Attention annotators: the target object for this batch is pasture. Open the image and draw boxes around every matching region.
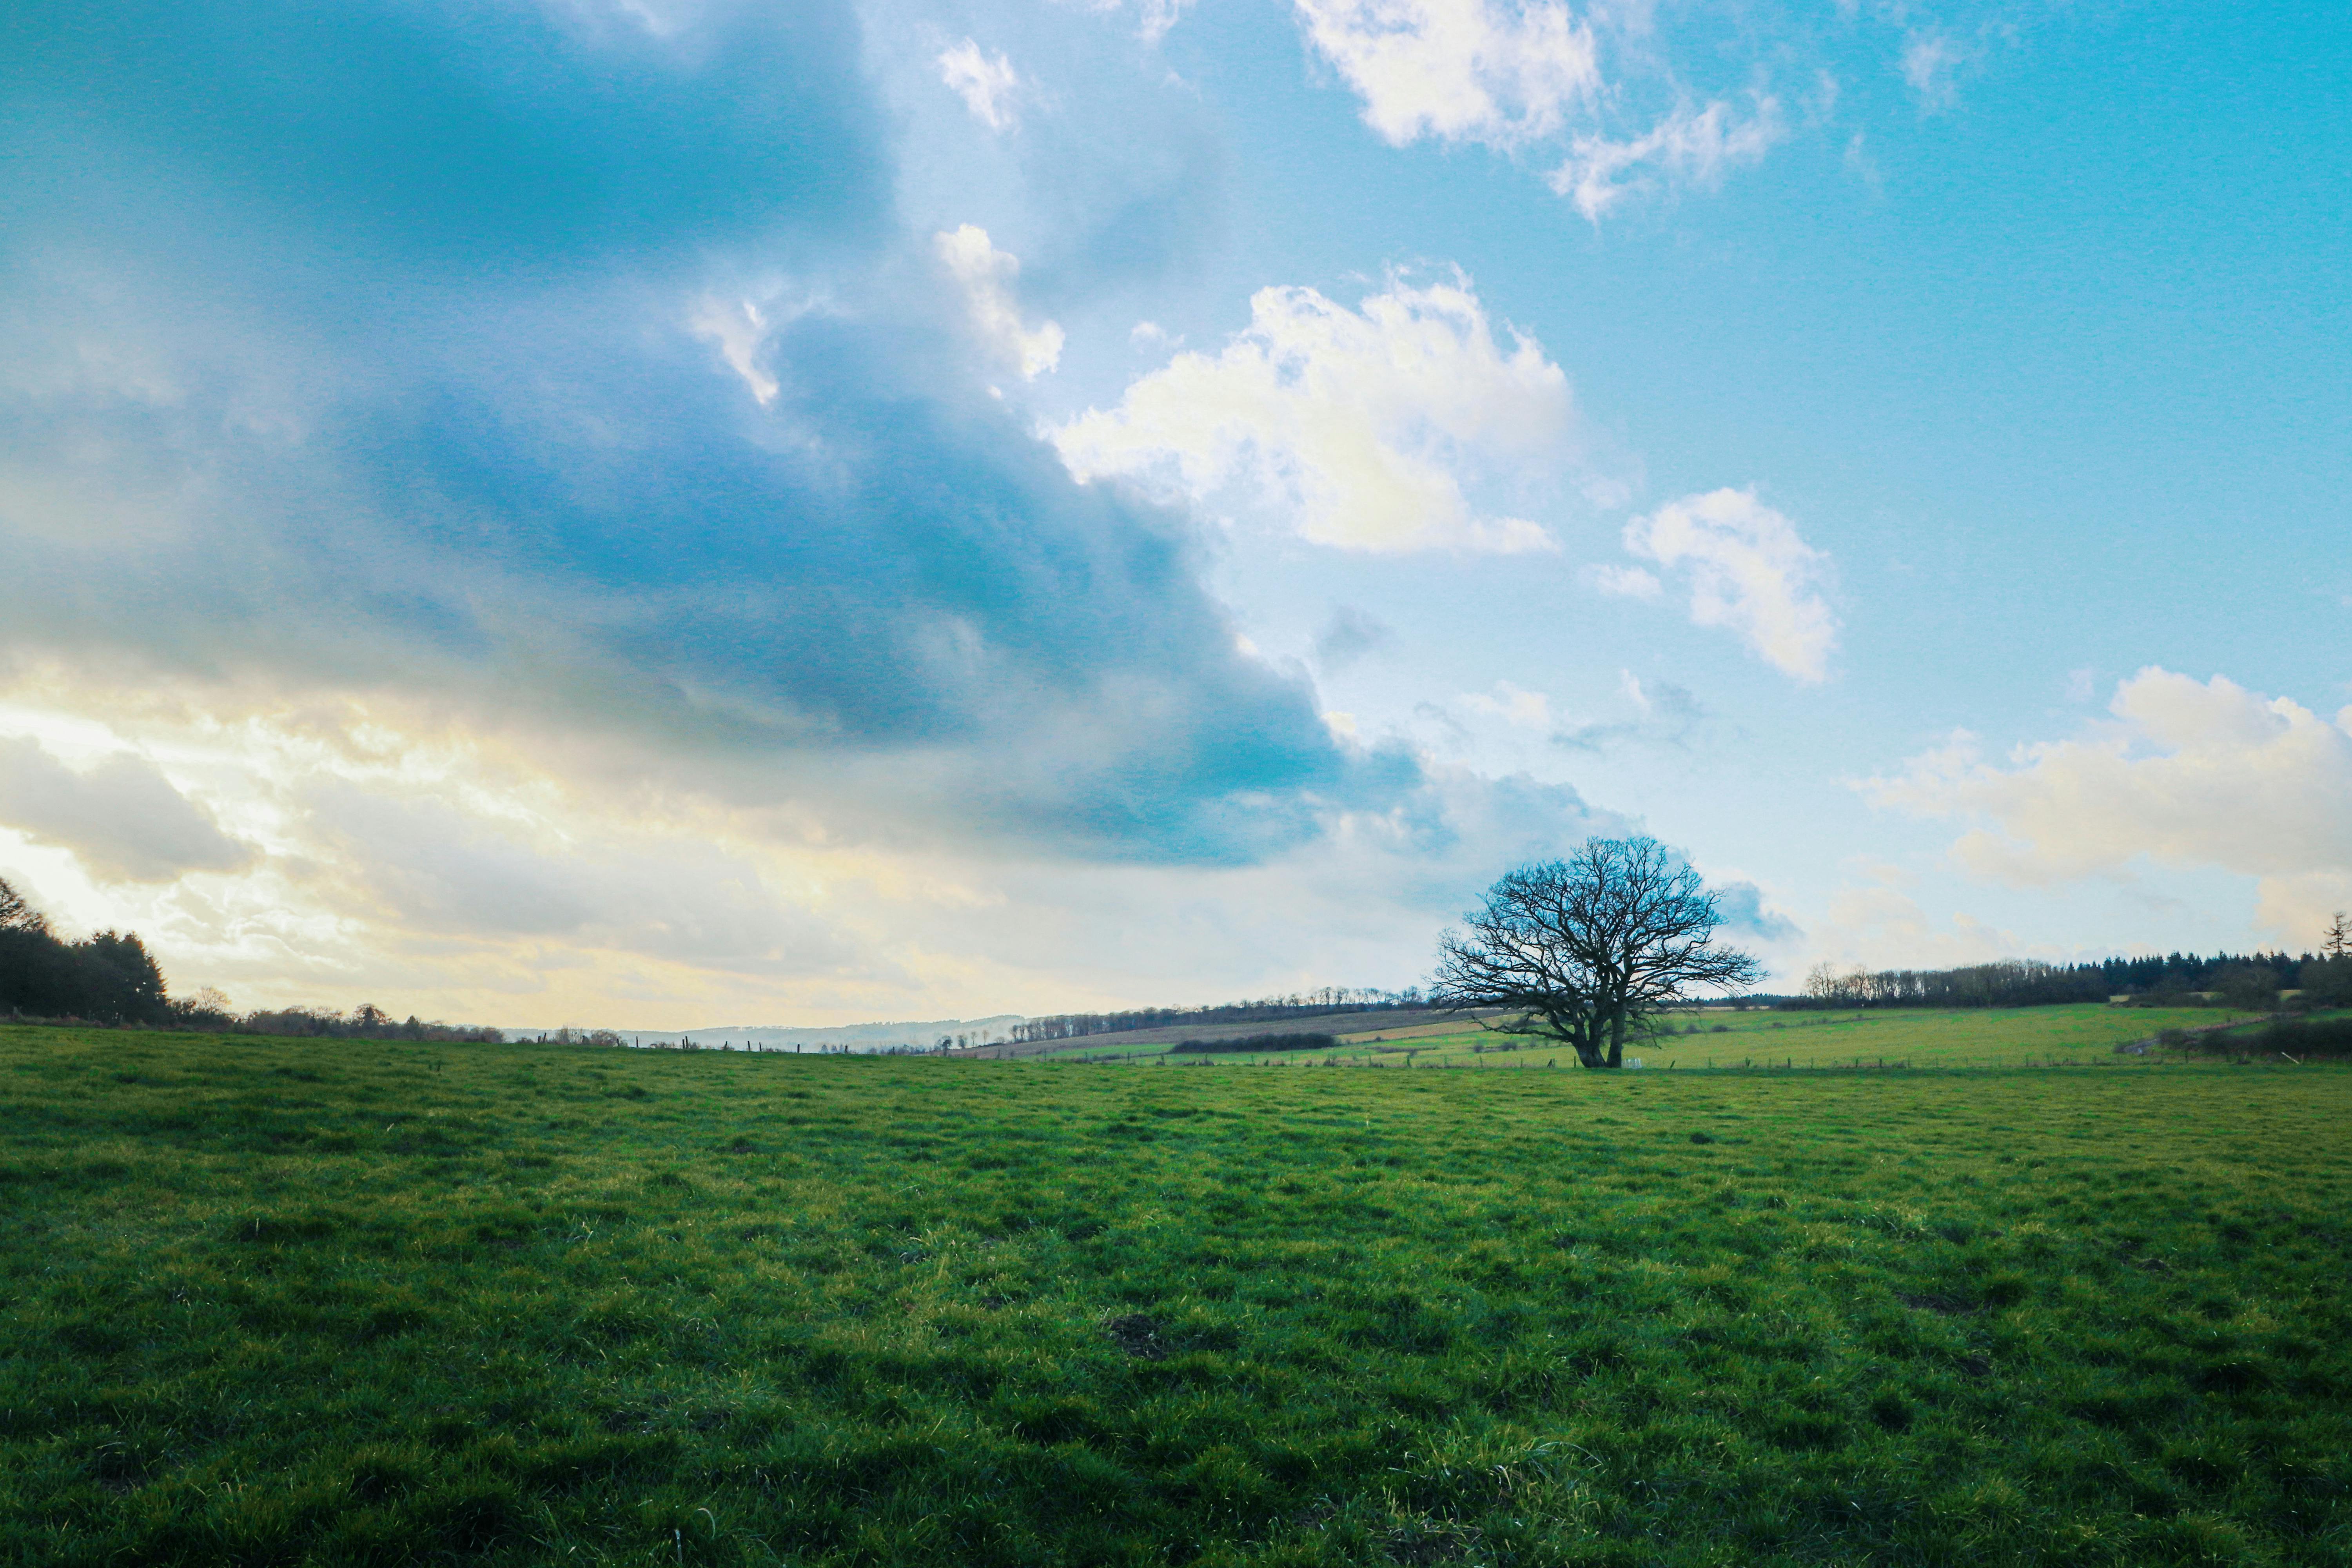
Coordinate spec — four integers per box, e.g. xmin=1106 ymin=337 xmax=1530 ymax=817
xmin=1036 ymin=1002 xmax=2254 ymax=1069
xmin=2 ymin=1021 xmax=2347 ymax=1565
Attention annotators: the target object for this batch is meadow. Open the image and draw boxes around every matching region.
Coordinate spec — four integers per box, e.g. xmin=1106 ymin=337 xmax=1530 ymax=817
xmin=1038 ymin=1002 xmax=2253 ymax=1070
xmin=2 ymin=1021 xmax=2347 ymax=1566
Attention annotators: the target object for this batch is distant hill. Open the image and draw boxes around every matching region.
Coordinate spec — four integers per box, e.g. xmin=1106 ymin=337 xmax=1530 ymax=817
xmin=962 ymin=1008 xmax=1491 ymax=1057
xmin=670 ymin=1016 xmax=1026 ymax=1053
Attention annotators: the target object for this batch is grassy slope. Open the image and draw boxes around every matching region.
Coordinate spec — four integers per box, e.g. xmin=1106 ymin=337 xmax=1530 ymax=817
xmin=1040 ymin=1004 xmax=2258 ymax=1069
xmin=2 ymin=1024 xmax=2348 ymax=1566
xmin=967 ymin=1011 xmax=1483 ymax=1058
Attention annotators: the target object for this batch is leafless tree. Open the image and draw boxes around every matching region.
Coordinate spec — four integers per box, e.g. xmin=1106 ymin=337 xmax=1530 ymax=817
xmin=0 ymin=877 xmax=49 ymax=936
xmin=1432 ymin=837 xmax=1764 ymax=1069
xmin=2324 ymin=911 xmax=2351 ymax=961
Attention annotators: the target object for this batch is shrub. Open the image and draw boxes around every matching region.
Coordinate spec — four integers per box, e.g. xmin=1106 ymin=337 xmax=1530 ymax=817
xmin=1166 ymin=1033 xmax=1338 ymax=1054
xmin=2253 ymin=1018 xmax=2352 ymax=1059
xmin=2300 ymin=955 xmax=2352 ymax=1008
xmin=2171 ymin=1018 xmax=2352 ymax=1060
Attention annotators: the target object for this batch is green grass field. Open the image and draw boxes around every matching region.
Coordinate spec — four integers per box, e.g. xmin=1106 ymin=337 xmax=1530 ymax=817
xmin=4 ymin=1022 xmax=2348 ymax=1565
xmin=1040 ymin=1003 xmax=2258 ymax=1070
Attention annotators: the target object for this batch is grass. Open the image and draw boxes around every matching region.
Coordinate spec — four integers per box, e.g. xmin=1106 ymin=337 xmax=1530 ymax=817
xmin=2 ymin=1021 xmax=2348 ymax=1565
xmin=1045 ymin=1003 xmax=2264 ymax=1070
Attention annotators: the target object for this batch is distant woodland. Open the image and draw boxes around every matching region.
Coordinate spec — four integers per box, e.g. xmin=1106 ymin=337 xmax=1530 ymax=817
xmin=0 ymin=878 xmax=167 ymax=1025
xmin=0 ymin=878 xmax=498 ymax=1039
xmin=1794 ymin=951 xmax=2352 ymax=1011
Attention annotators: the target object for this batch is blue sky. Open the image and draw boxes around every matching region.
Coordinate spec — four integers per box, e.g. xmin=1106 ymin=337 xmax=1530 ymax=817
xmin=0 ymin=0 xmax=2344 ymax=1026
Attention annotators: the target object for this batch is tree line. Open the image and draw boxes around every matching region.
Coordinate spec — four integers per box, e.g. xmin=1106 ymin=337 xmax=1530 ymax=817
xmin=220 ymin=1004 xmax=505 ymax=1043
xmin=1165 ymin=1032 xmax=1339 ymax=1055
xmin=1007 ymin=987 xmax=1428 ymax=1044
xmin=0 ymin=878 xmax=170 ymax=1024
xmin=0 ymin=877 xmax=502 ymax=1038
xmin=1795 ymin=946 xmax=2352 ymax=1011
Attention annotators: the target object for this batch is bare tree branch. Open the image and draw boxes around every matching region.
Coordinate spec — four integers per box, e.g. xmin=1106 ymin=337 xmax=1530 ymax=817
xmin=1430 ymin=838 xmax=1764 ymax=1069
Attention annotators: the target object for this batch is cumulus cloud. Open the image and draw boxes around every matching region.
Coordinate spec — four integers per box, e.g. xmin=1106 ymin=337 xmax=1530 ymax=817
xmin=935 ymin=224 xmax=1065 ymax=379
xmin=1549 ymin=96 xmax=1784 ymax=222
xmin=1291 ymin=0 xmax=1601 ymax=149
xmin=1053 ymin=275 xmax=1576 ymax=553
xmin=938 ymin=39 xmax=1023 ymax=132
xmin=1864 ymin=668 xmax=2352 ymax=941
xmin=1619 ymin=489 xmax=1837 ymax=681
xmin=0 ymin=736 xmax=249 ymax=883
xmin=1290 ymin=0 xmax=1787 ymax=216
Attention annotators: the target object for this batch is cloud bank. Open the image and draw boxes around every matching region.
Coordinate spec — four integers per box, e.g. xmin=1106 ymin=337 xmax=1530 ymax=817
xmin=1866 ymin=669 xmax=2352 ymax=941
xmin=0 ymin=0 xmax=1412 ymax=871
xmin=0 ymin=0 xmax=1633 ymax=1019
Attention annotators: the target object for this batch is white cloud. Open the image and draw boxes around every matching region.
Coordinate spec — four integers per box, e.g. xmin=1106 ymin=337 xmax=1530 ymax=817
xmin=1291 ymin=1 xmax=1787 ymax=216
xmin=0 ymin=734 xmax=250 ymax=883
xmin=1585 ymin=563 xmax=1661 ymax=599
xmin=1463 ymin=680 xmax=1552 ymax=729
xmin=934 ymin=225 xmax=1064 ymax=379
xmin=1548 ymin=96 xmax=1783 ymax=222
xmin=690 ymin=294 xmax=780 ymax=405
xmin=938 ymin=38 xmax=1023 ymax=132
xmin=1074 ymin=0 xmax=1194 ymax=44
xmin=1621 ymin=488 xmax=1836 ymax=680
xmin=1900 ymin=30 xmax=1966 ymax=113
xmin=1135 ymin=0 xmax=1192 ymax=42
xmin=1053 ymin=274 xmax=1575 ymax=554
xmin=1865 ymin=668 xmax=2352 ymax=942
xmin=688 ymin=281 xmax=820 ymax=407
xmin=1292 ymin=0 xmax=1601 ymax=149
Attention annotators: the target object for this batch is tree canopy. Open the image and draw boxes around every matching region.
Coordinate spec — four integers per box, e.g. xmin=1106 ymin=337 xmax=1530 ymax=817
xmin=0 ymin=877 xmax=170 ymax=1024
xmin=1432 ymin=838 xmax=1762 ymax=1069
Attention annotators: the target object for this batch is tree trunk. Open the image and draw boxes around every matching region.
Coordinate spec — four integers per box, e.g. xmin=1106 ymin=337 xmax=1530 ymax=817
xmin=1605 ymin=1007 xmax=1625 ymax=1068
